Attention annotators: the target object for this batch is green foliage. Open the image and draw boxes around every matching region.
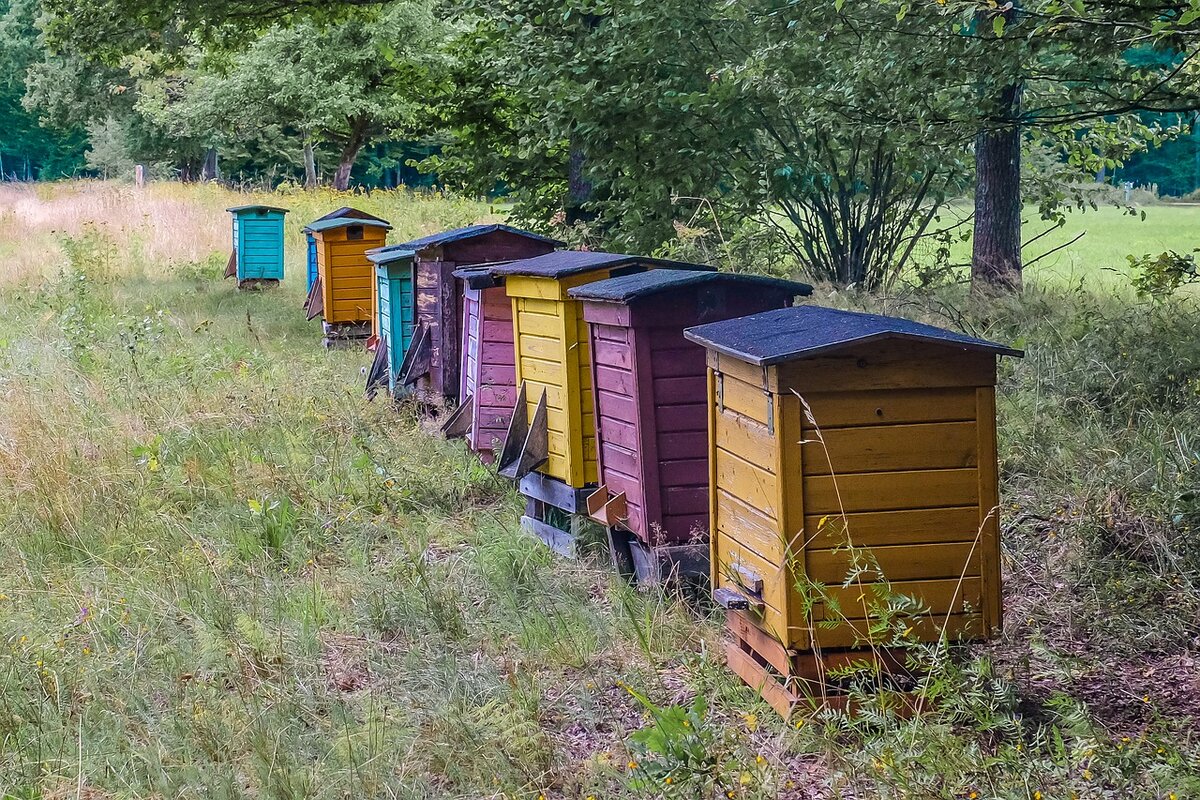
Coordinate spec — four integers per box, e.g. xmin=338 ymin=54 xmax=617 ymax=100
xmin=1129 ymin=249 xmax=1200 ymax=297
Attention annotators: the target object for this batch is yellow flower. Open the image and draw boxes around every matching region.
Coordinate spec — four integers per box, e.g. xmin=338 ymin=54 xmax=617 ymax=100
xmin=755 ymin=754 xmax=765 ymax=765
xmin=739 ymin=771 xmax=753 ymax=785
xmin=1033 ymin=792 xmax=1041 ymax=800
xmin=82 ymin=647 xmax=91 ymax=656
xmin=1083 ymin=769 xmax=1092 ymax=781
xmin=743 ymin=712 xmax=758 ymax=731
xmin=627 ymin=761 xmax=638 ymax=771
xmin=795 ymin=718 xmax=805 ymax=728
xmin=664 ymin=777 xmax=673 ymax=785
xmin=969 ymin=792 xmax=978 ymax=799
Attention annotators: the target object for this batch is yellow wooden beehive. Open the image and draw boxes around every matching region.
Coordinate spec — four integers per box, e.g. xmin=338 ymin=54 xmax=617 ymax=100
xmin=492 ymin=251 xmax=711 ymax=489
xmin=684 ymin=306 xmax=1022 ymax=712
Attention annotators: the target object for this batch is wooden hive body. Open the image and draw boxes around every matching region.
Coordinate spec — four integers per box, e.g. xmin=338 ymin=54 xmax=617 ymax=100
xmin=458 ymin=279 xmax=516 ymax=460
xmin=494 ymin=253 xmax=716 ymax=491
xmin=305 ymin=208 xmax=388 ymax=293
xmin=228 ymin=206 xmax=287 ymax=284
xmin=374 ymin=253 xmax=415 ymax=396
xmin=312 ymin=221 xmax=390 ymax=325
xmin=574 ymin=273 xmax=810 ymax=551
xmin=685 ymin=306 xmax=1022 ymax=654
xmin=404 ymin=228 xmax=558 ymax=403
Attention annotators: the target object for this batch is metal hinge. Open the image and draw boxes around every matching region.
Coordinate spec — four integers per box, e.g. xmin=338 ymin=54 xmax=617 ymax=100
xmin=715 ymin=372 xmax=724 ymax=412
xmin=766 ymin=393 xmax=775 ymax=436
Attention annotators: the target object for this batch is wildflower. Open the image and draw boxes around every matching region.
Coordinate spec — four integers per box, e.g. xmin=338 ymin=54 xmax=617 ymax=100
xmin=19 ymin=635 xmax=27 ymax=644
xmin=755 ymin=754 xmax=765 ymax=765
xmin=1033 ymin=792 xmax=1041 ymax=800
xmin=969 ymin=792 xmax=978 ymax=799
xmin=1142 ymin=695 xmax=1150 ymax=703
xmin=739 ymin=771 xmax=753 ymax=785
xmin=1083 ymin=769 xmax=1092 ymax=781
xmin=743 ymin=712 xmax=758 ymax=731
xmin=795 ymin=718 xmax=805 ymax=728
xmin=82 ymin=647 xmax=91 ymax=656
xmin=0 ymin=594 xmax=8 ymax=601
xmin=664 ymin=777 xmax=673 ymax=785
xmin=627 ymin=761 xmax=638 ymax=770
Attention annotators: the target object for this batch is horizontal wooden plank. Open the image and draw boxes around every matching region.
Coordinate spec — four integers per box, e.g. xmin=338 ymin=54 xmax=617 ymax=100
xmin=715 ymin=446 xmax=779 ymax=520
xmin=799 ymin=387 xmax=978 ymax=429
xmin=713 ymin=532 xmax=792 ymax=640
xmin=658 ymin=458 xmax=707 ymax=487
xmin=596 ymin=388 xmax=637 ymax=425
xmin=518 ymin=333 xmax=562 ymax=363
xmin=600 ymin=440 xmax=640 ymax=478
xmin=655 ymin=403 xmax=707 ymax=434
xmin=812 ymin=612 xmax=984 ymax=649
xmin=658 ymin=431 xmax=707 ymax=460
xmin=593 ymin=339 xmax=633 ymax=370
xmin=818 ymin=577 xmax=982 ymax=621
xmin=803 ymin=506 xmax=984 ymax=549
xmin=777 ymin=340 xmax=996 ymax=394
xmin=802 ymin=468 xmax=980 ymax=515
xmin=598 ymin=414 xmax=638 ymax=451
xmin=719 ymin=372 xmax=771 ymax=425
xmin=714 ymin=483 xmax=780 ymax=547
xmin=715 ymin=411 xmax=776 ymax=474
xmin=806 ymin=540 xmax=980 ymax=584
xmin=803 ymin=421 xmax=978 ymax=476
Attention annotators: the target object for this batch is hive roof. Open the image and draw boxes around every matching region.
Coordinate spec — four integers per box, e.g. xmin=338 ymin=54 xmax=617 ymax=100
xmin=683 ymin=305 xmax=1024 ymax=365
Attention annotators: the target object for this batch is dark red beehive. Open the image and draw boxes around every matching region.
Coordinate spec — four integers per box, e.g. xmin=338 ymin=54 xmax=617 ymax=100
xmin=393 ymin=225 xmax=561 ymax=405
xmin=568 ymin=270 xmax=812 ymax=581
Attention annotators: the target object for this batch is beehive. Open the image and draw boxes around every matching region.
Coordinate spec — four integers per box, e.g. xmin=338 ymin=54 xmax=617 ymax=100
xmin=683 ymin=306 xmax=1022 ymax=713
xmin=489 ymin=252 xmax=713 ymax=550
xmin=303 ymin=218 xmax=391 ymax=341
xmin=364 ymin=245 xmax=416 ymax=398
xmin=304 ymin=207 xmax=389 ymax=294
xmin=390 ymin=225 xmax=560 ymax=404
xmin=568 ymin=271 xmax=812 ymax=581
xmin=440 ymin=266 xmax=516 ymax=462
xmin=225 ymin=205 xmax=287 ymax=287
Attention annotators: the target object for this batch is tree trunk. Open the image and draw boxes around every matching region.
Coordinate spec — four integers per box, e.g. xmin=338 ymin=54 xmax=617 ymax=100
xmin=565 ymin=141 xmax=594 ymax=224
xmin=333 ymin=116 xmax=371 ymax=191
xmin=972 ymin=82 xmax=1023 ymax=293
xmin=303 ymin=140 xmax=318 ymax=189
xmin=201 ymin=148 xmax=219 ymax=181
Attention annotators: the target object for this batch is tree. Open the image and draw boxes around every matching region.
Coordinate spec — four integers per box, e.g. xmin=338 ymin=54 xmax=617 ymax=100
xmin=432 ymin=0 xmax=972 ymax=288
xmin=0 ymin=0 xmax=86 ymax=179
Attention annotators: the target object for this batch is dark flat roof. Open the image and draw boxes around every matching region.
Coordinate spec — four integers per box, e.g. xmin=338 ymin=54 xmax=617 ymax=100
xmin=568 ymin=269 xmax=812 ymax=303
xmin=397 ymin=223 xmax=564 ymax=250
xmin=306 ymin=217 xmax=392 ymax=233
xmin=683 ymin=305 xmax=1024 ymax=365
xmin=491 ymin=250 xmax=715 ymax=279
xmin=227 ymin=204 xmax=289 ymax=214
xmin=452 ymin=263 xmax=513 ymax=289
xmin=304 ymin=207 xmax=388 ymax=230
xmin=366 ymin=244 xmax=415 ymax=265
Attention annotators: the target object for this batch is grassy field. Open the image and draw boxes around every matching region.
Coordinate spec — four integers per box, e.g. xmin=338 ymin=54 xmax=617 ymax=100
xmin=1 ymin=181 xmax=1199 ymax=799
xmin=918 ymin=202 xmax=1200 ymax=290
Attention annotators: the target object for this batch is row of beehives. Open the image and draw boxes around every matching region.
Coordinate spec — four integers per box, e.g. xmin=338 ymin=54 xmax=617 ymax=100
xmin=225 ymin=204 xmax=1023 ymax=715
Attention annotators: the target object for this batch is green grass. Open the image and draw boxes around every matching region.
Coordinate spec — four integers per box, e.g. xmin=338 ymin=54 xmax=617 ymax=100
xmin=1 ymin=182 xmax=1198 ymax=799
xmin=924 ymin=203 xmax=1200 ymax=290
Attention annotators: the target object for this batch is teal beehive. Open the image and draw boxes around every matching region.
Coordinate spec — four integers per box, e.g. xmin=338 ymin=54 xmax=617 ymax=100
xmin=226 ymin=204 xmax=288 ymax=288
xmin=364 ymin=245 xmax=416 ymax=398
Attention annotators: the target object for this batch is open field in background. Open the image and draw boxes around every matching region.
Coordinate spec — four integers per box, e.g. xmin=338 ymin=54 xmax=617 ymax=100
xmin=1 ymin=181 xmax=1199 ymax=798
xmin=916 ymin=203 xmax=1200 ymax=290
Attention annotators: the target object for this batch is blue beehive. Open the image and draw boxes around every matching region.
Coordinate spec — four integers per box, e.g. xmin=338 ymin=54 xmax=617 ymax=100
xmin=364 ymin=245 xmax=416 ymax=398
xmin=304 ymin=207 xmax=389 ymax=293
xmin=226 ymin=205 xmax=288 ymax=287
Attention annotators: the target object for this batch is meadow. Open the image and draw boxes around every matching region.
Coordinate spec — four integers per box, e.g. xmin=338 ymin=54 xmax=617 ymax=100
xmin=0 ymin=181 xmax=1198 ymax=799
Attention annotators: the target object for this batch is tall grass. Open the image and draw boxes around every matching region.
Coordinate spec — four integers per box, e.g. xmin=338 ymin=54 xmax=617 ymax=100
xmin=0 ymin=182 xmax=1197 ymax=798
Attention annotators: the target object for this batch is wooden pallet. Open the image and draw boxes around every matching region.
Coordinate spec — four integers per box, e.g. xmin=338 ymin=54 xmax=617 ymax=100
xmin=518 ymin=473 xmax=605 ymax=558
xmin=724 ymin=611 xmax=921 ymax=719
